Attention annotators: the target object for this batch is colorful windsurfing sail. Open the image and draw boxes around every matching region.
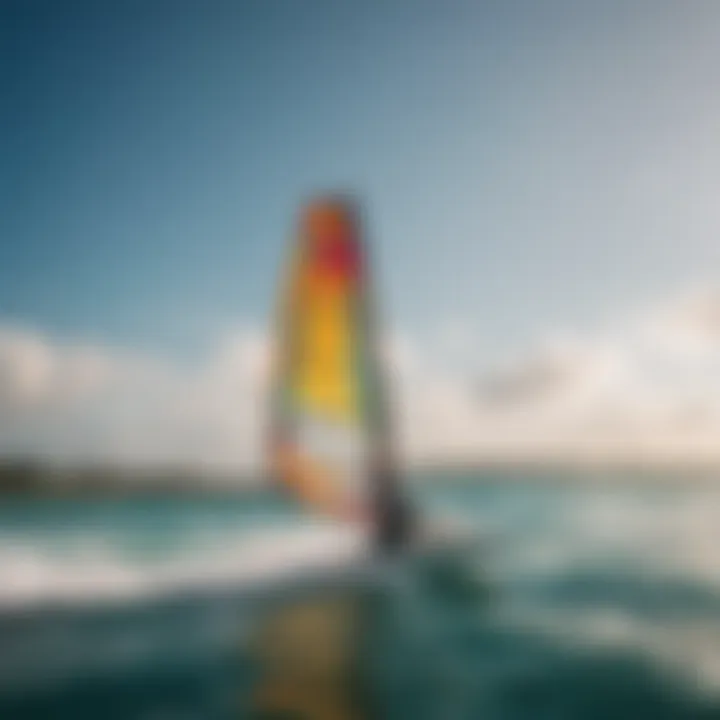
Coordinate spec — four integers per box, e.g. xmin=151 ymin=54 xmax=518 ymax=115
xmin=268 ymin=197 xmax=396 ymax=523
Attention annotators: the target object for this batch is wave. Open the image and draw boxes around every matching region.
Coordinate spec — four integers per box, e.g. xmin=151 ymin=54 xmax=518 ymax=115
xmin=509 ymin=606 xmax=720 ymax=699
xmin=0 ymin=522 xmax=365 ymax=611
xmin=447 ymin=485 xmax=720 ymax=589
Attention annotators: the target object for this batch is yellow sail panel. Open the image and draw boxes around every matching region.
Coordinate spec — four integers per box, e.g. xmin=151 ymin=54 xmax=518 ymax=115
xmin=270 ymin=197 xmax=371 ymax=520
xmin=293 ymin=280 xmax=359 ymax=423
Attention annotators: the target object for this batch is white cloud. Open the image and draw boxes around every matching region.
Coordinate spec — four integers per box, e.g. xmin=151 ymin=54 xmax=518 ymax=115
xmin=0 ymin=328 xmax=54 ymax=412
xmin=389 ymin=285 xmax=720 ymax=466
xmin=0 ymin=326 xmax=269 ymax=475
xmin=5 ymin=285 xmax=720 ymax=474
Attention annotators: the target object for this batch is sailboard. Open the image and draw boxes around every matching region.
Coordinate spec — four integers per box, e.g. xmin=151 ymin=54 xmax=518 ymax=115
xmin=268 ymin=196 xmax=413 ymax=549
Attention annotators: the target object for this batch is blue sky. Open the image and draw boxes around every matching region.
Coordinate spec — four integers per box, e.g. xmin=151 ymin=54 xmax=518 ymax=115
xmin=3 ymin=0 xmax=719 ymax=355
xmin=4 ymin=1 xmax=720 ymax=467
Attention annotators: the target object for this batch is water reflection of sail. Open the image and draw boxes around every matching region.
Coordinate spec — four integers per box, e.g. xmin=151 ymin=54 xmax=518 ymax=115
xmin=251 ymin=593 xmax=368 ymax=720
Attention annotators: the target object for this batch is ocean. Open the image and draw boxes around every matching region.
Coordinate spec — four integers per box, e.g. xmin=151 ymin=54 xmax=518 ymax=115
xmin=1 ymin=473 xmax=720 ymax=719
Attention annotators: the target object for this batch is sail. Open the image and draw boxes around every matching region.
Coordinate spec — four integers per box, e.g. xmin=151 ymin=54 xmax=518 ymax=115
xmin=269 ymin=197 xmax=392 ymax=520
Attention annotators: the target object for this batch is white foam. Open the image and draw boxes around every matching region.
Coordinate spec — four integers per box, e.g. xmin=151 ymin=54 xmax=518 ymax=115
xmin=0 ymin=522 xmax=366 ymax=611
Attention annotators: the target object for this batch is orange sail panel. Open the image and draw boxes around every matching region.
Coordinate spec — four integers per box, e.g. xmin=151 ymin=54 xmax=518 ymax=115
xmin=269 ymin=198 xmax=381 ymax=520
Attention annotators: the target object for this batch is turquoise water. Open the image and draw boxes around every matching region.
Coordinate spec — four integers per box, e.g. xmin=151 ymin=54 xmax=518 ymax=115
xmin=2 ymin=474 xmax=720 ymax=718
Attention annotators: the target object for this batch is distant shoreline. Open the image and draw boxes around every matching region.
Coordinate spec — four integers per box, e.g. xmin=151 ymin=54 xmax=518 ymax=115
xmin=0 ymin=459 xmax=264 ymax=498
xmin=1 ymin=457 xmax=719 ymax=498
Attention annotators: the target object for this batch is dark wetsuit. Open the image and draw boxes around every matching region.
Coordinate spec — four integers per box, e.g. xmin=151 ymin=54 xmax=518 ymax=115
xmin=372 ymin=475 xmax=414 ymax=554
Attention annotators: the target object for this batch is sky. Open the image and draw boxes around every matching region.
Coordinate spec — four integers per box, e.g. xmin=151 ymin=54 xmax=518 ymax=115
xmin=4 ymin=1 xmax=720 ymax=471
